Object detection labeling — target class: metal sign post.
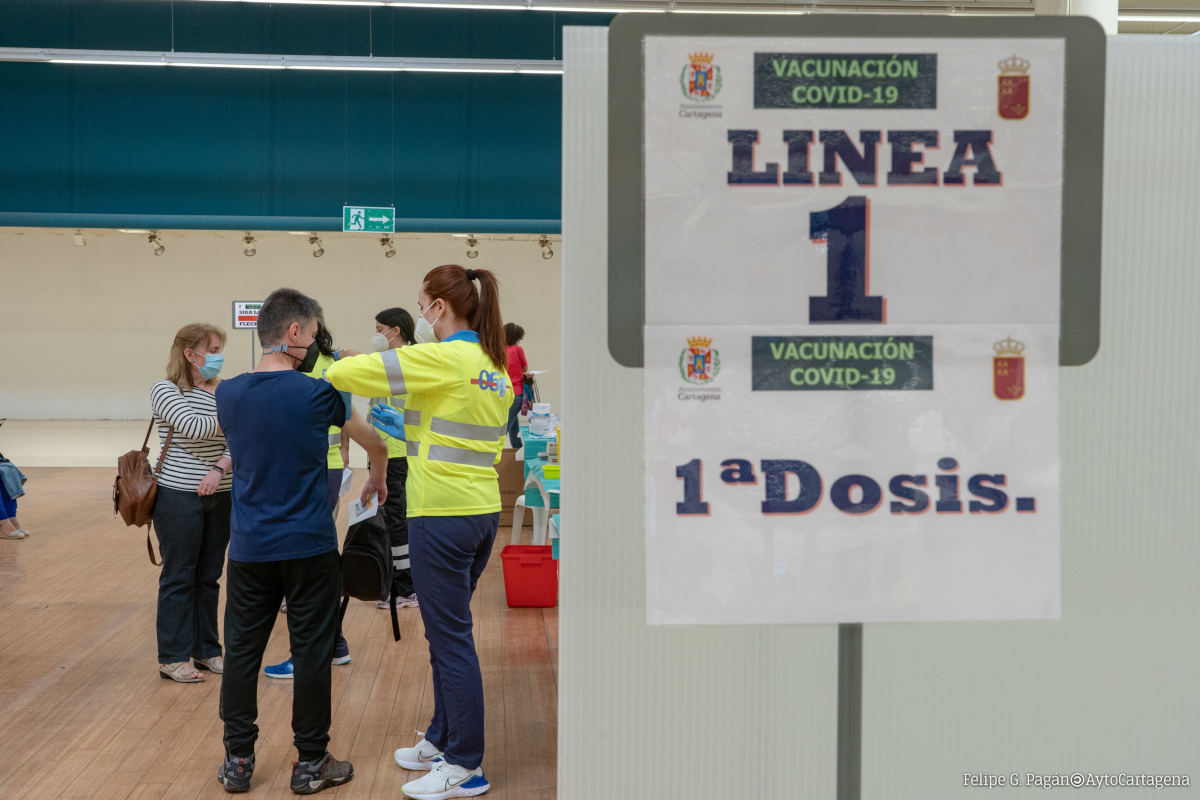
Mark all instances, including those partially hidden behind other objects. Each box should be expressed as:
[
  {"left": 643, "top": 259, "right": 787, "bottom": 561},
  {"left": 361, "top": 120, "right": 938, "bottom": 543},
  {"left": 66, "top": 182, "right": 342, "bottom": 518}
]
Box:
[
  {"left": 837, "top": 623, "right": 862, "bottom": 800},
  {"left": 232, "top": 301, "right": 262, "bottom": 368}
]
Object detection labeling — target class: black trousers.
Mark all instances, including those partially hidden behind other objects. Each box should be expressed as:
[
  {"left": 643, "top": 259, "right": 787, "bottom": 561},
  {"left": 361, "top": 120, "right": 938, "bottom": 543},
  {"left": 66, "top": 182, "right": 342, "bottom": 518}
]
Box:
[
  {"left": 221, "top": 549, "right": 341, "bottom": 761},
  {"left": 152, "top": 487, "right": 230, "bottom": 663},
  {"left": 379, "top": 456, "right": 414, "bottom": 598}
]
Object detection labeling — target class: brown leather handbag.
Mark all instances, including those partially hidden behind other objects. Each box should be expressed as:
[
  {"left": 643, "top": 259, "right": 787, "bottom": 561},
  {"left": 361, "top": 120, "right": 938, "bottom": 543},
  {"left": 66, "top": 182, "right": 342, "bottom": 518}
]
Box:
[{"left": 113, "top": 419, "right": 174, "bottom": 565}]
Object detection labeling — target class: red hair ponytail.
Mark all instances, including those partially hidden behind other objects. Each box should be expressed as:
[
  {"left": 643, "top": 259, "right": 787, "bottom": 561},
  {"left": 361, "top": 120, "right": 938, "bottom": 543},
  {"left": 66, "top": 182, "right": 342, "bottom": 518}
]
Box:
[{"left": 422, "top": 264, "right": 506, "bottom": 371}]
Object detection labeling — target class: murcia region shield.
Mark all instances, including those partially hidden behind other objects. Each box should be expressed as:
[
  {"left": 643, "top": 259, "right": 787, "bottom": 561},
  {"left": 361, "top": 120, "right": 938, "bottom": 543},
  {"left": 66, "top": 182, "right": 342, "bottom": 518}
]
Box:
[
  {"left": 993, "top": 337, "right": 1025, "bottom": 400},
  {"left": 997, "top": 55, "right": 1030, "bottom": 120}
]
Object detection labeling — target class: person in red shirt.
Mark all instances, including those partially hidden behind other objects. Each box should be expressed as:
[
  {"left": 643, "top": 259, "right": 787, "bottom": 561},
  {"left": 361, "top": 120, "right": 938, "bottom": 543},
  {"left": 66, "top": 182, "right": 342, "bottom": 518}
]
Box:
[{"left": 504, "top": 323, "right": 531, "bottom": 450}]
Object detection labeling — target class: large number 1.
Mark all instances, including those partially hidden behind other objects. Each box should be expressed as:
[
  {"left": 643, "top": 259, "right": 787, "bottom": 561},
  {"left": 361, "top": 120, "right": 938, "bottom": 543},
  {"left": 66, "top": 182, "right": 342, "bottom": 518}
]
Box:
[
  {"left": 676, "top": 460, "right": 709, "bottom": 516},
  {"left": 809, "top": 196, "right": 885, "bottom": 323}
]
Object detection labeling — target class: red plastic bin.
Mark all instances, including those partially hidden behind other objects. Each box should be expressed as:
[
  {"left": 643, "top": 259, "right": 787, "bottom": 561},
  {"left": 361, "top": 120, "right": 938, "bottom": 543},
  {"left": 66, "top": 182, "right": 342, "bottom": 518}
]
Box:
[{"left": 500, "top": 545, "right": 558, "bottom": 608}]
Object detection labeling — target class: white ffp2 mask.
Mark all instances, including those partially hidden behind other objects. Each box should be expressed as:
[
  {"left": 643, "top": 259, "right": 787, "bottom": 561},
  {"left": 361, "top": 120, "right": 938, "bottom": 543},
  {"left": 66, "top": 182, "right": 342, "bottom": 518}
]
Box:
[{"left": 414, "top": 305, "right": 441, "bottom": 344}]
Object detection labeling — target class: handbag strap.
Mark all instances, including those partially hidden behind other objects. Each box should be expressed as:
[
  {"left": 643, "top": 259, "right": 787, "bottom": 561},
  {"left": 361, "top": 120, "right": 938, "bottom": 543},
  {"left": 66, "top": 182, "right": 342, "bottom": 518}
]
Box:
[
  {"left": 146, "top": 522, "right": 162, "bottom": 567},
  {"left": 153, "top": 424, "right": 175, "bottom": 477},
  {"left": 141, "top": 419, "right": 155, "bottom": 452},
  {"left": 146, "top": 421, "right": 171, "bottom": 565}
]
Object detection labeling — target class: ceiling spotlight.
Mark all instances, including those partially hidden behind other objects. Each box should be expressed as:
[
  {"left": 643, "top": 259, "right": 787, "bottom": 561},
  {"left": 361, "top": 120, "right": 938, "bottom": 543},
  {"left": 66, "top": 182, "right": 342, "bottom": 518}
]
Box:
[
  {"left": 148, "top": 231, "right": 165, "bottom": 256},
  {"left": 243, "top": 232, "right": 256, "bottom": 257},
  {"left": 466, "top": 236, "right": 479, "bottom": 259},
  {"left": 539, "top": 234, "right": 553, "bottom": 260},
  {"left": 309, "top": 234, "right": 324, "bottom": 258},
  {"left": 380, "top": 235, "right": 396, "bottom": 258},
  {"left": 73, "top": 230, "right": 86, "bottom": 248}
]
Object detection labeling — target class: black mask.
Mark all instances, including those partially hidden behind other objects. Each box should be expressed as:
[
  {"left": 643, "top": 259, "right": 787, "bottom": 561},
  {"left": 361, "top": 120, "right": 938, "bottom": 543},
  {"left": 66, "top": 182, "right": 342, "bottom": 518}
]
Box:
[
  {"left": 295, "top": 341, "right": 320, "bottom": 373},
  {"left": 264, "top": 340, "right": 321, "bottom": 372}
]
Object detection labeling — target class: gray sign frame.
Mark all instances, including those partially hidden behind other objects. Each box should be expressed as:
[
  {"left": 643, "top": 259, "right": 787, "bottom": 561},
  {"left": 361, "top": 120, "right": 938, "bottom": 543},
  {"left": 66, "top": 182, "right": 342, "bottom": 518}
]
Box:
[{"left": 608, "top": 14, "right": 1106, "bottom": 368}]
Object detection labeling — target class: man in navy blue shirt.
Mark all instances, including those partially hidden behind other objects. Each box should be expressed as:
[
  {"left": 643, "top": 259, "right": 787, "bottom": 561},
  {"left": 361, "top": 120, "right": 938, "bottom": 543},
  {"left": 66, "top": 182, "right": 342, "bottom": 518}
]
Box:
[{"left": 215, "top": 287, "right": 388, "bottom": 794}]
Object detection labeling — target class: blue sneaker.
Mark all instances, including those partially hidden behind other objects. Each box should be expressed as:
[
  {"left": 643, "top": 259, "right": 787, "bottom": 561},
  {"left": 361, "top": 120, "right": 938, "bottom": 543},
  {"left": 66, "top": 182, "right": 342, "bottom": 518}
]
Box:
[
  {"left": 265, "top": 653, "right": 351, "bottom": 677},
  {"left": 264, "top": 657, "right": 294, "bottom": 679}
]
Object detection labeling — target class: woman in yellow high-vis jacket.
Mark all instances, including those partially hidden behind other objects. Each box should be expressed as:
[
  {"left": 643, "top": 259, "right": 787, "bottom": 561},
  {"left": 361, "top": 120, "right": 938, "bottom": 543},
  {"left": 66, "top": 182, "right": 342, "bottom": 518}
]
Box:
[{"left": 325, "top": 264, "right": 508, "bottom": 800}]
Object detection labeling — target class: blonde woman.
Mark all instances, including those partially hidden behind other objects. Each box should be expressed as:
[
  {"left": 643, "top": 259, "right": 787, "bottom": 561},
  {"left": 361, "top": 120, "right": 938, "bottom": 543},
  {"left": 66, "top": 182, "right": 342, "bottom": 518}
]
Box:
[{"left": 150, "top": 323, "right": 233, "bottom": 683}]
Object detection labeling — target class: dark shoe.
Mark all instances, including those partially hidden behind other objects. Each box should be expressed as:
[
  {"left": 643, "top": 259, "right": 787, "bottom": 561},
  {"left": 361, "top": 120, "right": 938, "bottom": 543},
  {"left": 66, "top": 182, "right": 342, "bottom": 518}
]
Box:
[
  {"left": 332, "top": 633, "right": 352, "bottom": 665},
  {"left": 291, "top": 751, "right": 354, "bottom": 794},
  {"left": 217, "top": 752, "right": 255, "bottom": 793}
]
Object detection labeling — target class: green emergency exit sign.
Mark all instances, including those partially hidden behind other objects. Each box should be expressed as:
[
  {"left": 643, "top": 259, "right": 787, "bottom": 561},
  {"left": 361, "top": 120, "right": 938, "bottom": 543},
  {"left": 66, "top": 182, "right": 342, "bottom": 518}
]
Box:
[{"left": 343, "top": 206, "right": 395, "bottom": 233}]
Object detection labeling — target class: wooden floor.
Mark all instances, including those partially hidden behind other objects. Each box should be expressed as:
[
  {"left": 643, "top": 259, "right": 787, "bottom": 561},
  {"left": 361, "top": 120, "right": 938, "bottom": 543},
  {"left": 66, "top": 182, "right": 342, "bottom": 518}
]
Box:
[{"left": 0, "top": 468, "right": 557, "bottom": 800}]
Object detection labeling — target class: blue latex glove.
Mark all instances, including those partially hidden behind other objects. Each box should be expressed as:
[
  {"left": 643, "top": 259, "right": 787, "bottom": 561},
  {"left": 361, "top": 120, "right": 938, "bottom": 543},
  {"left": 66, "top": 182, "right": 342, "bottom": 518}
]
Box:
[{"left": 369, "top": 404, "right": 406, "bottom": 440}]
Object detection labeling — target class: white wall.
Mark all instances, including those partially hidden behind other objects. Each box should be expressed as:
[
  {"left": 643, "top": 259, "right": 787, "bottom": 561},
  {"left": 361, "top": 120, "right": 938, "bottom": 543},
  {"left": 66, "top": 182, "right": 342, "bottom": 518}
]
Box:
[
  {"left": 0, "top": 229, "right": 560, "bottom": 419},
  {"left": 560, "top": 30, "right": 1200, "bottom": 800}
]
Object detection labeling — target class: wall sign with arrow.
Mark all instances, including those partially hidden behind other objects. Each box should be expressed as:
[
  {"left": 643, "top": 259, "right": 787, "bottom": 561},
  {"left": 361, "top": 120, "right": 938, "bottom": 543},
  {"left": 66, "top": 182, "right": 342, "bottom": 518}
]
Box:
[{"left": 343, "top": 205, "right": 395, "bottom": 233}]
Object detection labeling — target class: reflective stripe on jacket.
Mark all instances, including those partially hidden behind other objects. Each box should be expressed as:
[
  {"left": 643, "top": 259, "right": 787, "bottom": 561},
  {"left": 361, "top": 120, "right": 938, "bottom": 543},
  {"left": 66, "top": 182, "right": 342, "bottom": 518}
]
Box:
[{"left": 326, "top": 330, "right": 507, "bottom": 517}]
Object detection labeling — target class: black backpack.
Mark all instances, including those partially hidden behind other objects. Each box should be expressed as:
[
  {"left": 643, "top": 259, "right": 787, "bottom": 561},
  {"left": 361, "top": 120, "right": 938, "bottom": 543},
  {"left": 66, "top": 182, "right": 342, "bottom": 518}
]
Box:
[{"left": 340, "top": 514, "right": 401, "bottom": 641}]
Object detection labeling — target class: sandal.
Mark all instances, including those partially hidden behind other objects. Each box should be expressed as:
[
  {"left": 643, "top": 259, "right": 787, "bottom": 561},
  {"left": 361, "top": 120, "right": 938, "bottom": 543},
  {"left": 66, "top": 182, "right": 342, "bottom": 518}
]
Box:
[
  {"left": 160, "top": 662, "right": 205, "bottom": 683},
  {"left": 194, "top": 656, "right": 224, "bottom": 674}
]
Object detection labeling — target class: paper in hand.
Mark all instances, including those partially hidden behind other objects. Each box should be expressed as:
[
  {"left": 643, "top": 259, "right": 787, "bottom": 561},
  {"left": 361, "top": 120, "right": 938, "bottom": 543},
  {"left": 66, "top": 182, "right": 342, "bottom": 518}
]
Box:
[
  {"left": 348, "top": 494, "right": 379, "bottom": 525},
  {"left": 339, "top": 467, "right": 352, "bottom": 498}
]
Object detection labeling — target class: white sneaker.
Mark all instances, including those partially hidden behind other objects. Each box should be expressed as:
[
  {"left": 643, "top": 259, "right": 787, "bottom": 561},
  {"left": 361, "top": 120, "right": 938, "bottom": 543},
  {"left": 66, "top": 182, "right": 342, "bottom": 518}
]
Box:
[
  {"left": 395, "top": 735, "right": 444, "bottom": 771},
  {"left": 401, "top": 760, "right": 489, "bottom": 799},
  {"left": 377, "top": 595, "right": 391, "bottom": 609}
]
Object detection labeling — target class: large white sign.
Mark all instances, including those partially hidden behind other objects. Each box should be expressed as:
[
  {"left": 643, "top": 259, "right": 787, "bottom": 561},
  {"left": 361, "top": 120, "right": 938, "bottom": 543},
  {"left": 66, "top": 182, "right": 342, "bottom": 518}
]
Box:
[{"left": 644, "top": 36, "right": 1064, "bottom": 624}]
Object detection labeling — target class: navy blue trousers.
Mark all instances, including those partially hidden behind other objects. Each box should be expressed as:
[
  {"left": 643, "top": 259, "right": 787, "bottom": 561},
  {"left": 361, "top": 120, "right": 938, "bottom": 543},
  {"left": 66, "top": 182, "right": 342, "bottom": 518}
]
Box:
[{"left": 409, "top": 513, "right": 499, "bottom": 771}]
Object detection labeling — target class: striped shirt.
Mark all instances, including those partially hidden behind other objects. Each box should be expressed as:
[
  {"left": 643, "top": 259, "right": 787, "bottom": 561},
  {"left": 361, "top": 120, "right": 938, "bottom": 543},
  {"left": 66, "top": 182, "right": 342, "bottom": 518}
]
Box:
[{"left": 150, "top": 380, "right": 232, "bottom": 493}]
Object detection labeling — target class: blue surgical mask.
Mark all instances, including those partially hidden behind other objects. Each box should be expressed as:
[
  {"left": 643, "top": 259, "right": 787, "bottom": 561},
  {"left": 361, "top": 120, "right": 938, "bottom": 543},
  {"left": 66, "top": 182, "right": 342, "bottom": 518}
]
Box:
[{"left": 197, "top": 353, "right": 224, "bottom": 380}]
